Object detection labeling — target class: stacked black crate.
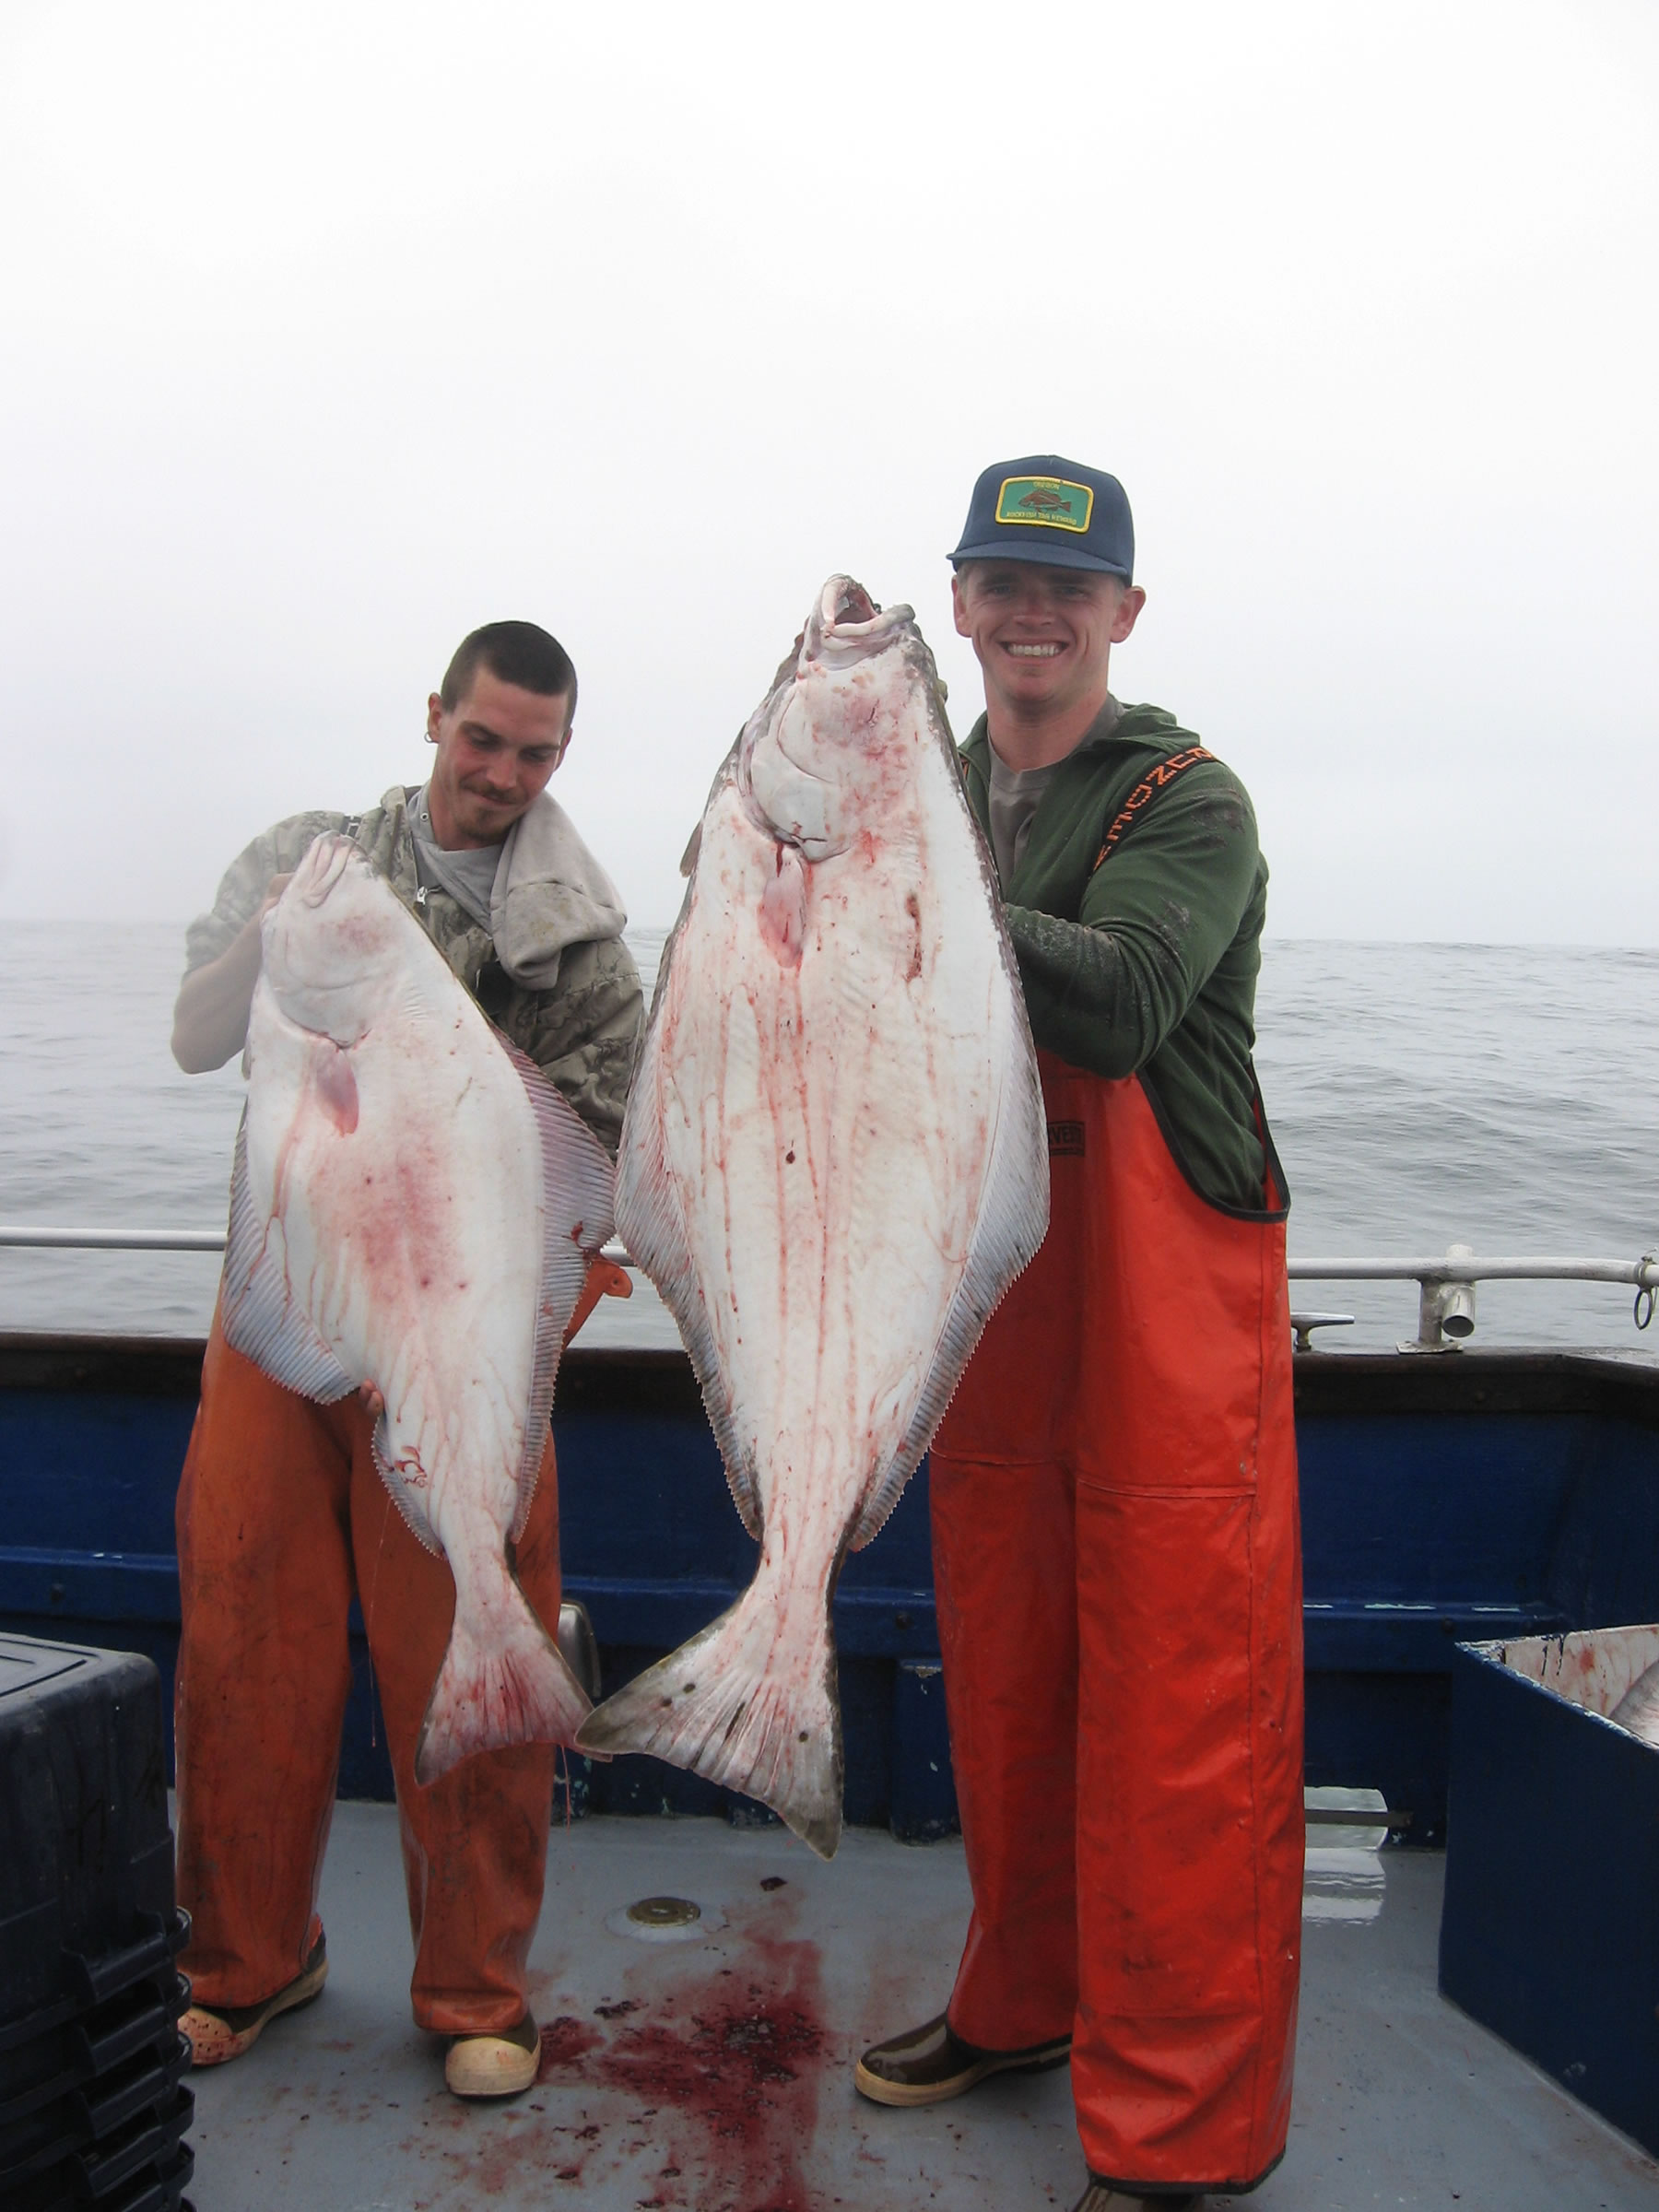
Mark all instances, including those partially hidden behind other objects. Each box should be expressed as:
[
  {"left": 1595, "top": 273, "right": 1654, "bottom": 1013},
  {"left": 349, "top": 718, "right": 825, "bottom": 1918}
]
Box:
[{"left": 0, "top": 1635, "right": 194, "bottom": 2211}]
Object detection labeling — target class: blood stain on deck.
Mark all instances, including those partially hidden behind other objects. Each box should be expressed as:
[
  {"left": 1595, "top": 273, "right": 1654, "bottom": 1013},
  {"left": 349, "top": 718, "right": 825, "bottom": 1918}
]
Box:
[
  {"left": 539, "top": 2015, "right": 604, "bottom": 2066},
  {"left": 535, "top": 1915, "right": 827, "bottom": 2210}
]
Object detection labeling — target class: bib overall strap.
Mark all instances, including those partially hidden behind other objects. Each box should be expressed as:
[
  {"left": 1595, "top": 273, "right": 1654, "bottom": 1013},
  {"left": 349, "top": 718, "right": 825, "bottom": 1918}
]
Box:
[{"left": 1089, "top": 746, "right": 1215, "bottom": 873}]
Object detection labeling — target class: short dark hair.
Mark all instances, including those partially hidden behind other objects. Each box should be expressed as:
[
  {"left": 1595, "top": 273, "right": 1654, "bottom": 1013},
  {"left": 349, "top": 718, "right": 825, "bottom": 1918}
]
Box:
[{"left": 440, "top": 620, "right": 578, "bottom": 725}]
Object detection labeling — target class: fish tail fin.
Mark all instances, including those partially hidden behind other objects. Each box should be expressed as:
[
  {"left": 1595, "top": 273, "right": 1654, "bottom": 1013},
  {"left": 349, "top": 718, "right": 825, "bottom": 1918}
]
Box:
[
  {"left": 576, "top": 1590, "right": 843, "bottom": 1858},
  {"left": 415, "top": 1575, "right": 592, "bottom": 1787}
]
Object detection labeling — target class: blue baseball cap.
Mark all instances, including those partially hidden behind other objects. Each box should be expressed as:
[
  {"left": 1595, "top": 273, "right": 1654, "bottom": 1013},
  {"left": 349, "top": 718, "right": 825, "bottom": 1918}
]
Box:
[{"left": 949, "top": 453, "right": 1135, "bottom": 580}]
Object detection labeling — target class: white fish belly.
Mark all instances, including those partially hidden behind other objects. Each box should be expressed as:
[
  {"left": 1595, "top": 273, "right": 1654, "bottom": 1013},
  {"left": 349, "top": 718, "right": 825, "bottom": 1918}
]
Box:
[
  {"left": 638, "top": 736, "right": 1021, "bottom": 1567},
  {"left": 244, "top": 975, "right": 543, "bottom": 1543},
  {"left": 594, "top": 590, "right": 1047, "bottom": 1850}
]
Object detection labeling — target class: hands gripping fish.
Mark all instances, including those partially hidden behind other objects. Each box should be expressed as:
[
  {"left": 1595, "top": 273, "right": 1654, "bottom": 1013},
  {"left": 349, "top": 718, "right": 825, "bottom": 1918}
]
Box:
[
  {"left": 577, "top": 578, "right": 1049, "bottom": 1854},
  {"left": 218, "top": 833, "right": 615, "bottom": 1784}
]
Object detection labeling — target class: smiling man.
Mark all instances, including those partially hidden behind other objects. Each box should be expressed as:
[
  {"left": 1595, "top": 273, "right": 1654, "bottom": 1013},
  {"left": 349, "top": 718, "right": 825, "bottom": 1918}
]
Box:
[
  {"left": 854, "top": 460, "right": 1304, "bottom": 2212},
  {"left": 169, "top": 620, "right": 642, "bottom": 2101}
]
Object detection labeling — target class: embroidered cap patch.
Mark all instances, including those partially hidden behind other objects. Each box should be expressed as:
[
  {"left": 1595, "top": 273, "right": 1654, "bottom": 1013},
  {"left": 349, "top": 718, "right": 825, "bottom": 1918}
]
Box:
[{"left": 994, "top": 476, "right": 1094, "bottom": 534}]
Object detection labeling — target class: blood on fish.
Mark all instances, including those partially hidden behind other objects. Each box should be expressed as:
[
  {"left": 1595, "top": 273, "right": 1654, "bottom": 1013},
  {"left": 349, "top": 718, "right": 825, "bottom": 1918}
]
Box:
[{"left": 903, "top": 891, "right": 924, "bottom": 982}]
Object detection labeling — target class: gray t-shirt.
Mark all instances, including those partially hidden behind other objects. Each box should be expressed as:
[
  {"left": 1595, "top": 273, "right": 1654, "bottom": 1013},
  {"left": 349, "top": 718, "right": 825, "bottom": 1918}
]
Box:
[
  {"left": 410, "top": 784, "right": 501, "bottom": 929},
  {"left": 985, "top": 696, "right": 1120, "bottom": 890},
  {"left": 986, "top": 753, "right": 1059, "bottom": 891}
]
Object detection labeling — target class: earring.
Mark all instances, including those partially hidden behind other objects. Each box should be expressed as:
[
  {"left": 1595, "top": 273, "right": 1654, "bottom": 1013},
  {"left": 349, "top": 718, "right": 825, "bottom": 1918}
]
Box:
[{"left": 424, "top": 730, "right": 438, "bottom": 745}]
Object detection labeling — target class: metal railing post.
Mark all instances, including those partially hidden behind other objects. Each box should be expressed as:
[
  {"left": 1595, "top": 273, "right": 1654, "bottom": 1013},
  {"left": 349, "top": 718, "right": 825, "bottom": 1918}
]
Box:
[{"left": 1405, "top": 1242, "right": 1477, "bottom": 1354}]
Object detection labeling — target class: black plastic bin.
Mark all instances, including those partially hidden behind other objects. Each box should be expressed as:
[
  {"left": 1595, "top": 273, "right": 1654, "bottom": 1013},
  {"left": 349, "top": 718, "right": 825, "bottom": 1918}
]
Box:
[{"left": 0, "top": 1635, "right": 194, "bottom": 2211}]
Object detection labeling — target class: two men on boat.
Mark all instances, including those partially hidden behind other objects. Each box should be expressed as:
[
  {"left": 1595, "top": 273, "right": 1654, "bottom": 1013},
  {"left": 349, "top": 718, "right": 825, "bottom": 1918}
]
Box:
[
  {"left": 168, "top": 621, "right": 642, "bottom": 2098},
  {"left": 166, "top": 476, "right": 1301, "bottom": 2199},
  {"left": 853, "top": 458, "right": 1304, "bottom": 2212}
]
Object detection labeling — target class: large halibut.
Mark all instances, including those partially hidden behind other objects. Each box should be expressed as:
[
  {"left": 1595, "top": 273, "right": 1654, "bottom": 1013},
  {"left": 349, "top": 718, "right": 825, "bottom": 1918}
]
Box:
[
  {"left": 219, "top": 832, "right": 614, "bottom": 1783},
  {"left": 578, "top": 578, "right": 1049, "bottom": 1854}
]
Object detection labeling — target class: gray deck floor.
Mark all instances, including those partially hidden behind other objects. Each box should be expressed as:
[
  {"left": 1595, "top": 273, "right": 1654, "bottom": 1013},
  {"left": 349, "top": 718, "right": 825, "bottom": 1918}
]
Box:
[{"left": 184, "top": 1806, "right": 1659, "bottom": 2211}]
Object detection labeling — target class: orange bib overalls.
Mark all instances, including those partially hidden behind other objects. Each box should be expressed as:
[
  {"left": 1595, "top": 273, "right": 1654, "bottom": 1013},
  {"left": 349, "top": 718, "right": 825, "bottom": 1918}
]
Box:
[
  {"left": 929, "top": 1052, "right": 1303, "bottom": 2194},
  {"left": 173, "top": 1317, "right": 565, "bottom": 2036}
]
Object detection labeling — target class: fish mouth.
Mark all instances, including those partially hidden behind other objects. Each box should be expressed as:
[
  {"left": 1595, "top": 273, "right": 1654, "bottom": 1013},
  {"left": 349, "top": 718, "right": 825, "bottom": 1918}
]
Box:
[
  {"left": 733, "top": 573, "right": 935, "bottom": 857},
  {"left": 829, "top": 578, "right": 877, "bottom": 627},
  {"left": 801, "top": 574, "right": 914, "bottom": 671},
  {"left": 291, "top": 832, "right": 362, "bottom": 910},
  {"left": 262, "top": 834, "right": 389, "bottom": 1026}
]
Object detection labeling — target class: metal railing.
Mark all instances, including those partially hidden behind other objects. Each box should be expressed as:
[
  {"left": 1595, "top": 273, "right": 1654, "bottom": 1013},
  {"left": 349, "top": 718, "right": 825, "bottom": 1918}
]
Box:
[
  {"left": 0, "top": 1224, "right": 636, "bottom": 1264},
  {"left": 4, "top": 1226, "right": 1657, "bottom": 1354},
  {"left": 0, "top": 1227, "right": 228, "bottom": 1253},
  {"left": 1288, "top": 1245, "right": 1659, "bottom": 1352}
]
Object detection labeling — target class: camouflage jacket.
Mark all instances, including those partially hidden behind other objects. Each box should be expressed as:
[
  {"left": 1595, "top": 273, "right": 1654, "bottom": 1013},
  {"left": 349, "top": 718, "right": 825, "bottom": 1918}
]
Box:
[{"left": 182, "top": 786, "right": 643, "bottom": 1153}]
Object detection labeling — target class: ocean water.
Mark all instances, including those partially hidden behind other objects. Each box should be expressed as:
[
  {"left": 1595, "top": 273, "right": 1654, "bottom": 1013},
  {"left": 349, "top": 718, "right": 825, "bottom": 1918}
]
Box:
[{"left": 1, "top": 924, "right": 1655, "bottom": 1354}]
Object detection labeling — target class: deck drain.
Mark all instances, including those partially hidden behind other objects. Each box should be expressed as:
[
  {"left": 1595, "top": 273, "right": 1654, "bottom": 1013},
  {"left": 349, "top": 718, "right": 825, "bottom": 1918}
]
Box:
[
  {"left": 605, "top": 1893, "right": 724, "bottom": 1945},
  {"left": 631, "top": 1895, "right": 700, "bottom": 1927}
]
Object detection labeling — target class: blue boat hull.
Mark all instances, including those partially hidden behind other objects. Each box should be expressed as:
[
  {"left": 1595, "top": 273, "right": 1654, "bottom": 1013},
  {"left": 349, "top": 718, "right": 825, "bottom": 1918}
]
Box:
[{"left": 3, "top": 1335, "right": 1656, "bottom": 1842}]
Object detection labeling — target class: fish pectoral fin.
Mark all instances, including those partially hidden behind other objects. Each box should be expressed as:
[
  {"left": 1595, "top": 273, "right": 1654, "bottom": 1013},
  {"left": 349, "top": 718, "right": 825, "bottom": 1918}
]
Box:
[
  {"left": 219, "top": 1110, "right": 357, "bottom": 1405},
  {"left": 576, "top": 1592, "right": 844, "bottom": 1859},
  {"left": 308, "top": 1039, "right": 359, "bottom": 1135},
  {"left": 758, "top": 841, "right": 808, "bottom": 968}
]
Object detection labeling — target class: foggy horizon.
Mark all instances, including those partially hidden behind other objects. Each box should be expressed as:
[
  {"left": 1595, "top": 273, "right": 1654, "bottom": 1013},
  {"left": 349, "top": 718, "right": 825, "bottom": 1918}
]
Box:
[{"left": 3, "top": 0, "right": 1655, "bottom": 944}]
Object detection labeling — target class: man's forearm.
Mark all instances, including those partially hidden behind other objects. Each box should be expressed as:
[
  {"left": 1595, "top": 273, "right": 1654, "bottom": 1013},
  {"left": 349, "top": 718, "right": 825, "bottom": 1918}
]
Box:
[
  {"left": 1004, "top": 903, "right": 1193, "bottom": 1079},
  {"left": 172, "top": 872, "right": 294, "bottom": 1072},
  {"left": 171, "top": 914, "right": 266, "bottom": 1072}
]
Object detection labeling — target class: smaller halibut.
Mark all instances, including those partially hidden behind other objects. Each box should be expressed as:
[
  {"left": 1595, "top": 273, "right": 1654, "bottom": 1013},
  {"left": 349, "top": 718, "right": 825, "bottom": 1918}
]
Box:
[
  {"left": 578, "top": 578, "right": 1049, "bottom": 1854},
  {"left": 220, "top": 834, "right": 614, "bottom": 1784}
]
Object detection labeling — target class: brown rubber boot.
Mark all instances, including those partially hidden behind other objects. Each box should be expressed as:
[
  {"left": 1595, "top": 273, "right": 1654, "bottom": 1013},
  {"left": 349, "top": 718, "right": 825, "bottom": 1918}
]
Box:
[{"left": 853, "top": 2011, "right": 1071, "bottom": 2108}]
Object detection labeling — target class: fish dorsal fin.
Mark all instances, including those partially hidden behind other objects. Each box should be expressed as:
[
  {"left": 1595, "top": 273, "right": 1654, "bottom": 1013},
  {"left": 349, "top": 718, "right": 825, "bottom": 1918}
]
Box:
[
  {"left": 614, "top": 946, "right": 765, "bottom": 1540},
  {"left": 496, "top": 1032, "right": 618, "bottom": 1540},
  {"left": 848, "top": 1044, "right": 1050, "bottom": 1551},
  {"left": 624, "top": 1185, "right": 766, "bottom": 1539},
  {"left": 220, "top": 1110, "right": 358, "bottom": 1405},
  {"left": 371, "top": 1413, "right": 442, "bottom": 1555}
]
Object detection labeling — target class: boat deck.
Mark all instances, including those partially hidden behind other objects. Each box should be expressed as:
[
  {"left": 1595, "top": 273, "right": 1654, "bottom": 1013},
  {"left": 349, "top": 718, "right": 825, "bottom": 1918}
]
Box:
[{"left": 183, "top": 1805, "right": 1659, "bottom": 2211}]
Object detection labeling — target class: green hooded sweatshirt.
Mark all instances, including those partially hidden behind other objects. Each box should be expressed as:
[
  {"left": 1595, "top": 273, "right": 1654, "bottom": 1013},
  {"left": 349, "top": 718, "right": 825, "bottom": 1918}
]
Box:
[{"left": 958, "top": 701, "right": 1279, "bottom": 1216}]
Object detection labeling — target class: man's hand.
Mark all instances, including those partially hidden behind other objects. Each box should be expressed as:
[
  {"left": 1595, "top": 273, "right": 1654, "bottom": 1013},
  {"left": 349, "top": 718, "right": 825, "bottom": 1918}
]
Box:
[
  {"left": 357, "top": 1381, "right": 386, "bottom": 1424},
  {"left": 171, "top": 874, "right": 292, "bottom": 1073}
]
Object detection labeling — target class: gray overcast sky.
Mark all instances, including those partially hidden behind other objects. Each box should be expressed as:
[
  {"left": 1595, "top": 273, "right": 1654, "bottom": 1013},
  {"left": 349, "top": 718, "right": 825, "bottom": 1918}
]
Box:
[{"left": 2, "top": 0, "right": 1654, "bottom": 939}]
